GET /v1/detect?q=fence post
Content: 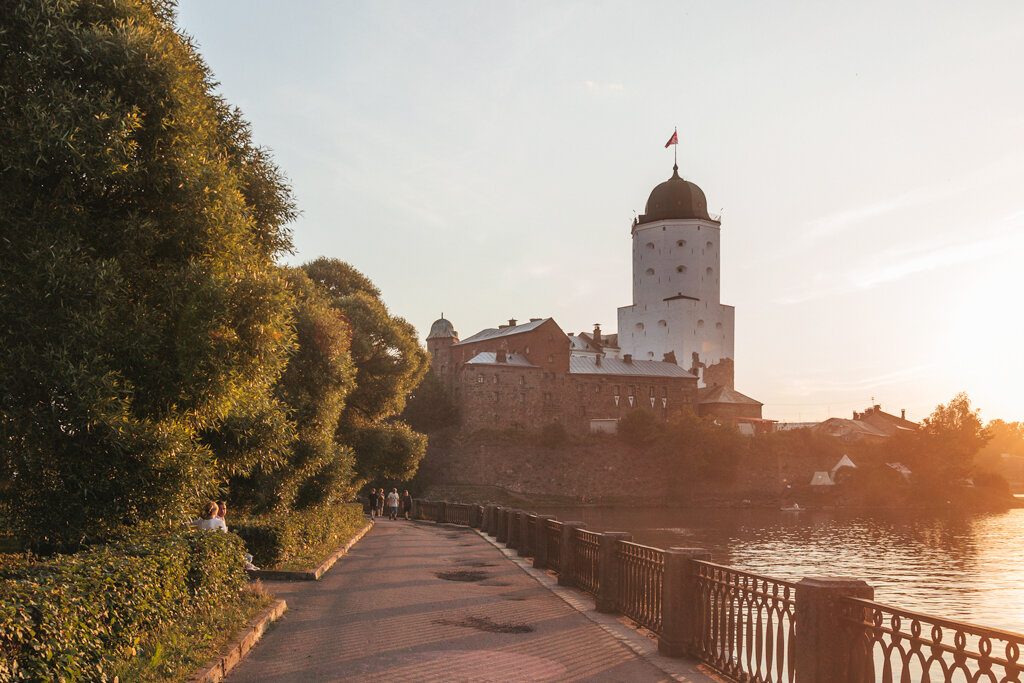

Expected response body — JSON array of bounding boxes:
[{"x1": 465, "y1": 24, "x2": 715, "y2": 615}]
[
  {"x1": 482, "y1": 505, "x2": 494, "y2": 534},
  {"x1": 411, "y1": 499, "x2": 422, "y2": 520},
  {"x1": 596, "y1": 532, "x2": 632, "y2": 613},
  {"x1": 469, "y1": 505, "x2": 481, "y2": 529},
  {"x1": 532, "y1": 515, "x2": 555, "y2": 569},
  {"x1": 557, "y1": 522, "x2": 585, "y2": 586},
  {"x1": 659, "y1": 547, "x2": 711, "y2": 658},
  {"x1": 495, "y1": 507, "x2": 508, "y2": 543},
  {"x1": 518, "y1": 513, "x2": 534, "y2": 556},
  {"x1": 794, "y1": 577, "x2": 874, "y2": 683},
  {"x1": 435, "y1": 501, "x2": 447, "y2": 524},
  {"x1": 507, "y1": 510, "x2": 521, "y2": 549}
]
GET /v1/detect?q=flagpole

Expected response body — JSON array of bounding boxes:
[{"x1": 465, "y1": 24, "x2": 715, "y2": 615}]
[{"x1": 673, "y1": 126, "x2": 677, "y2": 169}]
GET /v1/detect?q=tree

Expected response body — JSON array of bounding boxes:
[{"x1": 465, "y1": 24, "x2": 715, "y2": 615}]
[
  {"x1": 302, "y1": 259, "x2": 429, "y2": 482},
  {"x1": 0, "y1": 1, "x2": 295, "y2": 548},
  {"x1": 222, "y1": 268, "x2": 358, "y2": 512},
  {"x1": 401, "y1": 371, "x2": 459, "y2": 435},
  {"x1": 918, "y1": 392, "x2": 990, "y2": 479}
]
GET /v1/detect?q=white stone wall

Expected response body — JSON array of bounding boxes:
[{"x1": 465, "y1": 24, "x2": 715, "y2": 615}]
[{"x1": 618, "y1": 217, "x2": 735, "y2": 384}]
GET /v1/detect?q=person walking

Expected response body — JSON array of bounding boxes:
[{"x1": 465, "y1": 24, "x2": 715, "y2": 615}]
[
  {"x1": 386, "y1": 488, "x2": 400, "y2": 521},
  {"x1": 375, "y1": 488, "x2": 385, "y2": 518},
  {"x1": 366, "y1": 488, "x2": 377, "y2": 518},
  {"x1": 400, "y1": 490, "x2": 413, "y2": 520}
]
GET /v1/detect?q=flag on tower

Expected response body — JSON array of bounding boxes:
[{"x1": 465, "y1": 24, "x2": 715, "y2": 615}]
[{"x1": 664, "y1": 130, "x2": 678, "y2": 148}]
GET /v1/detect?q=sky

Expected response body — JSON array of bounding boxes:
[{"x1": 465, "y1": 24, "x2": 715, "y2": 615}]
[{"x1": 175, "y1": 1, "x2": 1024, "y2": 424}]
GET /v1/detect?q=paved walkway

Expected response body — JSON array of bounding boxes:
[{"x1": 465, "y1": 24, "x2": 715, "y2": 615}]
[{"x1": 228, "y1": 519, "x2": 722, "y2": 682}]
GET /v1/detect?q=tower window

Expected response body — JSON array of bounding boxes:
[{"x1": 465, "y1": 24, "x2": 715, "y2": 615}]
[
  {"x1": 676, "y1": 265, "x2": 687, "y2": 273},
  {"x1": 676, "y1": 239, "x2": 686, "y2": 247},
  {"x1": 716, "y1": 322, "x2": 723, "y2": 330},
  {"x1": 706, "y1": 241, "x2": 713, "y2": 249},
  {"x1": 646, "y1": 242, "x2": 655, "y2": 249},
  {"x1": 706, "y1": 267, "x2": 713, "y2": 276},
  {"x1": 635, "y1": 322, "x2": 644, "y2": 331},
  {"x1": 646, "y1": 268, "x2": 655, "y2": 276},
  {"x1": 658, "y1": 320, "x2": 667, "y2": 327},
  {"x1": 697, "y1": 319, "x2": 705, "y2": 328}
]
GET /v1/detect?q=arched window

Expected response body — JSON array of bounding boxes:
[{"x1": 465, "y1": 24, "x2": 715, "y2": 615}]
[
  {"x1": 646, "y1": 242, "x2": 655, "y2": 249},
  {"x1": 676, "y1": 239, "x2": 686, "y2": 247},
  {"x1": 646, "y1": 268, "x2": 655, "y2": 276},
  {"x1": 676, "y1": 265, "x2": 687, "y2": 273}
]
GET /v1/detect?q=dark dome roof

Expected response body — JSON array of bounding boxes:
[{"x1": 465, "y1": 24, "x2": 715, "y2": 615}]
[
  {"x1": 638, "y1": 165, "x2": 712, "y2": 224},
  {"x1": 427, "y1": 317, "x2": 457, "y2": 340}
]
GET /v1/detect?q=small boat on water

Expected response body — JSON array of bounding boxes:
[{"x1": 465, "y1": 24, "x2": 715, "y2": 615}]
[{"x1": 780, "y1": 503, "x2": 803, "y2": 512}]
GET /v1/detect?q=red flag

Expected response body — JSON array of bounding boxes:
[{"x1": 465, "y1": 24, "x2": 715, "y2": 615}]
[{"x1": 664, "y1": 130, "x2": 678, "y2": 148}]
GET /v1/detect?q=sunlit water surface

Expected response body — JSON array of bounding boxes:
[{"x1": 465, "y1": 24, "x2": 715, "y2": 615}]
[{"x1": 537, "y1": 499, "x2": 1024, "y2": 633}]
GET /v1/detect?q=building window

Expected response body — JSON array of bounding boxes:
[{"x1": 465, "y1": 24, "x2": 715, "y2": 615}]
[
  {"x1": 698, "y1": 319, "x2": 705, "y2": 327},
  {"x1": 706, "y1": 267, "x2": 713, "y2": 276},
  {"x1": 524, "y1": 345, "x2": 530, "y2": 355},
  {"x1": 646, "y1": 242, "x2": 655, "y2": 249},
  {"x1": 635, "y1": 322, "x2": 644, "y2": 330},
  {"x1": 547, "y1": 354, "x2": 554, "y2": 363},
  {"x1": 676, "y1": 239, "x2": 686, "y2": 247},
  {"x1": 493, "y1": 375, "x2": 499, "y2": 384},
  {"x1": 706, "y1": 241, "x2": 713, "y2": 249},
  {"x1": 658, "y1": 319, "x2": 667, "y2": 327},
  {"x1": 676, "y1": 265, "x2": 687, "y2": 273},
  {"x1": 648, "y1": 351, "x2": 654, "y2": 358},
  {"x1": 646, "y1": 268, "x2": 655, "y2": 276},
  {"x1": 716, "y1": 322, "x2": 723, "y2": 329},
  {"x1": 519, "y1": 375, "x2": 525, "y2": 385}
]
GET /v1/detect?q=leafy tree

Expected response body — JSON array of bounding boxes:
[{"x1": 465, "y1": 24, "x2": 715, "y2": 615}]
[
  {"x1": 918, "y1": 392, "x2": 990, "y2": 479},
  {"x1": 402, "y1": 371, "x2": 460, "y2": 434},
  {"x1": 224, "y1": 268, "x2": 358, "y2": 512},
  {"x1": 617, "y1": 408, "x2": 663, "y2": 447},
  {"x1": 302, "y1": 258, "x2": 429, "y2": 482},
  {"x1": 0, "y1": 1, "x2": 295, "y2": 548}
]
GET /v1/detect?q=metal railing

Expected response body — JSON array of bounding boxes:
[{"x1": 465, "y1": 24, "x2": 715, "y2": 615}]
[
  {"x1": 692, "y1": 560, "x2": 797, "y2": 683},
  {"x1": 445, "y1": 503, "x2": 470, "y2": 526},
  {"x1": 840, "y1": 597, "x2": 1024, "y2": 683},
  {"x1": 544, "y1": 518, "x2": 562, "y2": 570},
  {"x1": 571, "y1": 528, "x2": 601, "y2": 596},
  {"x1": 525, "y1": 514, "x2": 539, "y2": 557},
  {"x1": 616, "y1": 541, "x2": 665, "y2": 634}
]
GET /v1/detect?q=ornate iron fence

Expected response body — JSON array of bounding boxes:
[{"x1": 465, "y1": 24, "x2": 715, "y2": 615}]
[
  {"x1": 571, "y1": 528, "x2": 601, "y2": 596},
  {"x1": 445, "y1": 503, "x2": 471, "y2": 526},
  {"x1": 616, "y1": 541, "x2": 665, "y2": 634},
  {"x1": 692, "y1": 560, "x2": 797, "y2": 683},
  {"x1": 840, "y1": 596, "x2": 1024, "y2": 683},
  {"x1": 545, "y1": 519, "x2": 562, "y2": 570}
]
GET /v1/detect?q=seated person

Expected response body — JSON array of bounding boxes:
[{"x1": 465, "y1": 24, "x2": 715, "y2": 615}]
[{"x1": 188, "y1": 501, "x2": 227, "y2": 532}]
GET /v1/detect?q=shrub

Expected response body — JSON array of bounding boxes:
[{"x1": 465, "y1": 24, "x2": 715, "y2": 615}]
[
  {"x1": 0, "y1": 532, "x2": 246, "y2": 681},
  {"x1": 232, "y1": 503, "x2": 364, "y2": 569}
]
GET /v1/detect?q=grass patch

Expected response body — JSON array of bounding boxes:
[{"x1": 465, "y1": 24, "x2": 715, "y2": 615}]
[{"x1": 114, "y1": 583, "x2": 274, "y2": 682}]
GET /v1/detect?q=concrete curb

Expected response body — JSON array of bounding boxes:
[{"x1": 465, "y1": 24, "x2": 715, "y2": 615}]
[
  {"x1": 190, "y1": 598, "x2": 287, "y2": 683},
  {"x1": 475, "y1": 528, "x2": 726, "y2": 683},
  {"x1": 247, "y1": 520, "x2": 374, "y2": 581}
]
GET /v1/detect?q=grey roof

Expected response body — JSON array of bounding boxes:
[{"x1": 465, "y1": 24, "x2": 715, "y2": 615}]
[
  {"x1": 568, "y1": 356, "x2": 696, "y2": 378},
  {"x1": 453, "y1": 318, "x2": 550, "y2": 346},
  {"x1": 464, "y1": 352, "x2": 539, "y2": 368},
  {"x1": 569, "y1": 335, "x2": 599, "y2": 352},
  {"x1": 426, "y1": 317, "x2": 457, "y2": 340},
  {"x1": 698, "y1": 386, "x2": 763, "y2": 406}
]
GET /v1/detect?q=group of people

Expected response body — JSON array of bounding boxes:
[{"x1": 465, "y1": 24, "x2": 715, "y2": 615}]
[{"x1": 367, "y1": 487, "x2": 412, "y2": 521}]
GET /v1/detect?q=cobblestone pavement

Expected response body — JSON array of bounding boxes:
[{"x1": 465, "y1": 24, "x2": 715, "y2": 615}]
[{"x1": 228, "y1": 519, "x2": 720, "y2": 682}]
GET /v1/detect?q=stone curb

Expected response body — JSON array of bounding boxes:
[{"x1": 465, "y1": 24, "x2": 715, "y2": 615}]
[
  {"x1": 247, "y1": 520, "x2": 374, "y2": 581},
  {"x1": 190, "y1": 598, "x2": 287, "y2": 683},
  {"x1": 474, "y1": 528, "x2": 726, "y2": 683}
]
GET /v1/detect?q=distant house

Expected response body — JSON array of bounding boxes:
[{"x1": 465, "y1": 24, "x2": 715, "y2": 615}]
[{"x1": 814, "y1": 404, "x2": 918, "y2": 442}]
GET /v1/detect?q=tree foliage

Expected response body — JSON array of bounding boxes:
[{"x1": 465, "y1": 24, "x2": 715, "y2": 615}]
[
  {"x1": 302, "y1": 258, "x2": 429, "y2": 482},
  {"x1": 0, "y1": 0, "x2": 295, "y2": 548},
  {"x1": 401, "y1": 370, "x2": 460, "y2": 435}
]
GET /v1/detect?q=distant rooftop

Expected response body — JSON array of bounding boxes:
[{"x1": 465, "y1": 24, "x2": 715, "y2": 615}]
[
  {"x1": 454, "y1": 318, "x2": 551, "y2": 346},
  {"x1": 569, "y1": 356, "x2": 695, "y2": 379},
  {"x1": 464, "y1": 352, "x2": 538, "y2": 368}
]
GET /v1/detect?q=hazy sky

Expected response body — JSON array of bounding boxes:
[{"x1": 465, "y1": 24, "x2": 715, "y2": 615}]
[{"x1": 176, "y1": 1, "x2": 1024, "y2": 424}]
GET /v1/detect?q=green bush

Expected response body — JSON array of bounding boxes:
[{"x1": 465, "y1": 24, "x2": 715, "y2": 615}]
[
  {"x1": 0, "y1": 532, "x2": 246, "y2": 681},
  {"x1": 232, "y1": 503, "x2": 365, "y2": 569}
]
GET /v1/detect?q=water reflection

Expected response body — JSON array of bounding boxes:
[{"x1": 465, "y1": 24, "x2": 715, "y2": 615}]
[{"x1": 536, "y1": 504, "x2": 1024, "y2": 633}]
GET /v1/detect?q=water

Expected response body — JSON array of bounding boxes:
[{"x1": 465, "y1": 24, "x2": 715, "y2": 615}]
[{"x1": 534, "y1": 499, "x2": 1024, "y2": 634}]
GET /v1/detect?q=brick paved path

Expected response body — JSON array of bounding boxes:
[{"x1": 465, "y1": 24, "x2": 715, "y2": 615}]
[{"x1": 228, "y1": 519, "x2": 718, "y2": 682}]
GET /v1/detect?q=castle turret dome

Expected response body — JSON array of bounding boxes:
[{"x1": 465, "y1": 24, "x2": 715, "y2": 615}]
[
  {"x1": 638, "y1": 165, "x2": 712, "y2": 224},
  {"x1": 427, "y1": 317, "x2": 457, "y2": 340}
]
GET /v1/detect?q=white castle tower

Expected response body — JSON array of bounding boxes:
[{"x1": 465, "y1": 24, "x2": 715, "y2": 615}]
[{"x1": 617, "y1": 164, "x2": 735, "y2": 388}]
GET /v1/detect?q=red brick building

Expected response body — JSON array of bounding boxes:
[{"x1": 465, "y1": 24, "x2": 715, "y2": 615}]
[{"x1": 426, "y1": 315, "x2": 760, "y2": 434}]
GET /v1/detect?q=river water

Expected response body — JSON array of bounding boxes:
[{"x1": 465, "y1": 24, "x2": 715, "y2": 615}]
[{"x1": 534, "y1": 498, "x2": 1024, "y2": 634}]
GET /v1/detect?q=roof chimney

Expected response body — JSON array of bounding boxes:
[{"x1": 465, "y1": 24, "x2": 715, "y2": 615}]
[
  {"x1": 595, "y1": 355, "x2": 602, "y2": 367},
  {"x1": 623, "y1": 354, "x2": 632, "y2": 364},
  {"x1": 508, "y1": 318, "x2": 517, "y2": 327},
  {"x1": 901, "y1": 408, "x2": 906, "y2": 420},
  {"x1": 593, "y1": 323, "x2": 602, "y2": 342}
]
